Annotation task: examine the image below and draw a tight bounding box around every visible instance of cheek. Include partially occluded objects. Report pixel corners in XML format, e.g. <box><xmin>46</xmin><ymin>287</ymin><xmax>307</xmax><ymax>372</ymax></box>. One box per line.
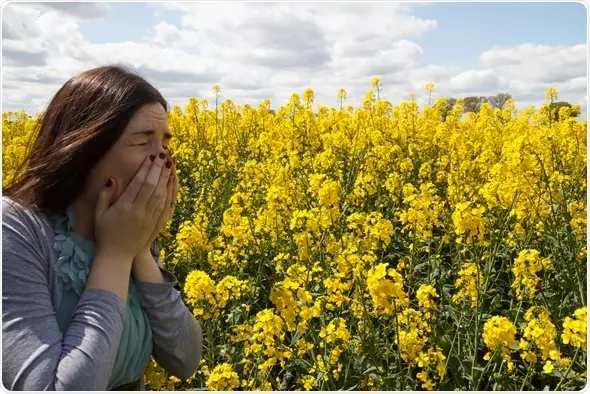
<box><xmin>114</xmin><ymin>156</ymin><xmax>146</xmax><ymax>199</ymax></box>
<box><xmin>96</xmin><ymin>152</ymin><xmax>144</xmax><ymax>201</ymax></box>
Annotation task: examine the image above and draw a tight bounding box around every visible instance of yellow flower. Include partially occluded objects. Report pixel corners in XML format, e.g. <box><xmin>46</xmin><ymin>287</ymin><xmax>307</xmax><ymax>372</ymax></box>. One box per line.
<box><xmin>184</xmin><ymin>270</ymin><xmax>216</xmax><ymax>315</ymax></box>
<box><xmin>543</xmin><ymin>361</ymin><xmax>555</xmax><ymax>374</ymax></box>
<box><xmin>300</xmin><ymin>375</ymin><xmax>315</xmax><ymax>391</ymax></box>
<box><xmin>206</xmin><ymin>363</ymin><xmax>240</xmax><ymax>391</ymax></box>
<box><xmin>452</xmin><ymin>201</ymin><xmax>486</xmax><ymax>244</ymax></box>
<box><xmin>366</xmin><ymin>263</ymin><xmax>409</xmax><ymax>314</ymax></box>
<box><xmin>452</xmin><ymin>263</ymin><xmax>484</xmax><ymax>308</ymax></box>
<box><xmin>521</xmin><ymin>306</ymin><xmax>559</xmax><ymax>361</ymax></box>
<box><xmin>561</xmin><ymin>307</ymin><xmax>587</xmax><ymax>351</ymax></box>
<box><xmin>512</xmin><ymin>250</ymin><xmax>553</xmax><ymax>301</ymax></box>
<box><xmin>545</xmin><ymin>87</ymin><xmax>558</xmax><ymax>101</ymax></box>
<box><xmin>482</xmin><ymin>316</ymin><xmax>517</xmax><ymax>356</ymax></box>
<box><xmin>417</xmin><ymin>284</ymin><xmax>439</xmax><ymax>310</ymax></box>
<box><xmin>395</xmin><ymin>308</ymin><xmax>431</xmax><ymax>362</ymax></box>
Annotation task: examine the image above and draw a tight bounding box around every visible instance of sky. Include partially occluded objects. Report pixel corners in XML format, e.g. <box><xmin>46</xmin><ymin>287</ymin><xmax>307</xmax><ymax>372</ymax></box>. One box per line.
<box><xmin>1</xmin><ymin>1</ymin><xmax>588</xmax><ymax>117</ymax></box>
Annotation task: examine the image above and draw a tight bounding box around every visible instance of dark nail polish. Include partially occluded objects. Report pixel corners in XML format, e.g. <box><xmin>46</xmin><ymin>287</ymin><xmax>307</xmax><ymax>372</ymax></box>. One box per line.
<box><xmin>150</xmin><ymin>154</ymin><xmax>156</xmax><ymax>161</ymax></box>
<box><xmin>106</xmin><ymin>179</ymin><xmax>113</xmax><ymax>187</ymax></box>
<box><xmin>166</xmin><ymin>160</ymin><xmax>172</xmax><ymax>168</ymax></box>
<box><xmin>159</xmin><ymin>152</ymin><xmax>166</xmax><ymax>160</ymax></box>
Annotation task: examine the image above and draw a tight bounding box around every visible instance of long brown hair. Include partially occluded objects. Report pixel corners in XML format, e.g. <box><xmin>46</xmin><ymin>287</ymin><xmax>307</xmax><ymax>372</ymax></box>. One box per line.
<box><xmin>3</xmin><ymin>64</ymin><xmax>168</xmax><ymax>217</ymax></box>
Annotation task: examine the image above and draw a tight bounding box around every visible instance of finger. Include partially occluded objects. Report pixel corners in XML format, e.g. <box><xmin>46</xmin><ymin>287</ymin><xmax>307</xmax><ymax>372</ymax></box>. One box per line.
<box><xmin>145</xmin><ymin>155</ymin><xmax>172</xmax><ymax>215</ymax></box>
<box><xmin>156</xmin><ymin>185</ymin><xmax>168</xmax><ymax>223</ymax></box>
<box><xmin>118</xmin><ymin>155</ymin><xmax>152</xmax><ymax>206</ymax></box>
<box><xmin>165</xmin><ymin>173</ymin><xmax>175</xmax><ymax>219</ymax></box>
<box><xmin>168</xmin><ymin>153</ymin><xmax>177</xmax><ymax>179</ymax></box>
<box><xmin>136</xmin><ymin>152</ymin><xmax>167</xmax><ymax>207</ymax></box>
<box><xmin>153</xmin><ymin>178</ymin><xmax>172</xmax><ymax>234</ymax></box>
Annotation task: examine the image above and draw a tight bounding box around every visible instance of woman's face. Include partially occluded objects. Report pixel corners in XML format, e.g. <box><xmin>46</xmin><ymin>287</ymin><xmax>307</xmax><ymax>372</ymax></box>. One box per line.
<box><xmin>84</xmin><ymin>102</ymin><xmax>172</xmax><ymax>205</ymax></box>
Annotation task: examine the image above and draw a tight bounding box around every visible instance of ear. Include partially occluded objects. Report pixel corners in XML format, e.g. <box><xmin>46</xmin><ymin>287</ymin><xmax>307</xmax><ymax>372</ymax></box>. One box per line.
<box><xmin>107</xmin><ymin>177</ymin><xmax>119</xmax><ymax>207</ymax></box>
<box><xmin>96</xmin><ymin>178</ymin><xmax>118</xmax><ymax>219</ymax></box>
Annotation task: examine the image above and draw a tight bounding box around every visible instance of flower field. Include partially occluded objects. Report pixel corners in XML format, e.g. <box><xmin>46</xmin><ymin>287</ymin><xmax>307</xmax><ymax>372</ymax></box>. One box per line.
<box><xmin>2</xmin><ymin>81</ymin><xmax>587</xmax><ymax>391</ymax></box>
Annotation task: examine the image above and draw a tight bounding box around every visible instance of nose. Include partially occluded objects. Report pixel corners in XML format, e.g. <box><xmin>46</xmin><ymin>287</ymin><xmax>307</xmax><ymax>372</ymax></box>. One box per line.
<box><xmin>153</xmin><ymin>145</ymin><xmax>169</xmax><ymax>159</ymax></box>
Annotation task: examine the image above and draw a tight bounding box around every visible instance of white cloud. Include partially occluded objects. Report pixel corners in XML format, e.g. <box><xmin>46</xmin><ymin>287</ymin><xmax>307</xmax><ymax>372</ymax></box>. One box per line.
<box><xmin>479</xmin><ymin>43</ymin><xmax>586</xmax><ymax>84</ymax></box>
<box><xmin>447</xmin><ymin>69</ymin><xmax>501</xmax><ymax>92</ymax></box>
<box><xmin>430</xmin><ymin>43</ymin><xmax>586</xmax><ymax>111</ymax></box>
<box><xmin>153</xmin><ymin>22</ymin><xmax>181</xmax><ymax>45</ymax></box>
<box><xmin>31</xmin><ymin>2</ymin><xmax>110</xmax><ymax>20</ymax></box>
<box><xmin>1</xmin><ymin>2</ymin><xmax>586</xmax><ymax>118</ymax></box>
<box><xmin>2</xmin><ymin>3</ymin><xmax>45</xmax><ymax>39</ymax></box>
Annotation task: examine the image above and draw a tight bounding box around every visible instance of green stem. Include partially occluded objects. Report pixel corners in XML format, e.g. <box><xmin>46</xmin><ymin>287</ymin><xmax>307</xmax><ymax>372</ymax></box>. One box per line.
<box><xmin>519</xmin><ymin>361</ymin><xmax>533</xmax><ymax>391</ymax></box>
<box><xmin>475</xmin><ymin>347</ymin><xmax>499</xmax><ymax>390</ymax></box>
<box><xmin>392</xmin><ymin>299</ymin><xmax>406</xmax><ymax>389</ymax></box>
<box><xmin>469</xmin><ymin>263</ymin><xmax>483</xmax><ymax>388</ymax></box>
<box><xmin>492</xmin><ymin>359</ymin><xmax>505</xmax><ymax>391</ymax></box>
<box><xmin>482</xmin><ymin>360</ymin><xmax>499</xmax><ymax>391</ymax></box>
<box><xmin>443</xmin><ymin>311</ymin><xmax>464</xmax><ymax>373</ymax></box>
<box><xmin>555</xmin><ymin>347</ymin><xmax>580</xmax><ymax>391</ymax></box>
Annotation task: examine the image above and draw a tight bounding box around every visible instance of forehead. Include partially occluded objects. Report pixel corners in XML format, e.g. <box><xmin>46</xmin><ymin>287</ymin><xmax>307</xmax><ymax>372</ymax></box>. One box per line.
<box><xmin>125</xmin><ymin>102</ymin><xmax>169</xmax><ymax>132</ymax></box>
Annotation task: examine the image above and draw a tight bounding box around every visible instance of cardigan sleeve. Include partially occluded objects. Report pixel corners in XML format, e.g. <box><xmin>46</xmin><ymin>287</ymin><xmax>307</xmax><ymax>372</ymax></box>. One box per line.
<box><xmin>1</xmin><ymin>197</ymin><xmax>126</xmax><ymax>391</ymax></box>
<box><xmin>133</xmin><ymin>242</ymin><xmax>203</xmax><ymax>380</ymax></box>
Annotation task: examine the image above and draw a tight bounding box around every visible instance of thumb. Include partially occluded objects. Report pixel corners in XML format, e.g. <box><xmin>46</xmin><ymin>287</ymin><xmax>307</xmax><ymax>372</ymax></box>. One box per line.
<box><xmin>95</xmin><ymin>178</ymin><xmax>115</xmax><ymax>219</ymax></box>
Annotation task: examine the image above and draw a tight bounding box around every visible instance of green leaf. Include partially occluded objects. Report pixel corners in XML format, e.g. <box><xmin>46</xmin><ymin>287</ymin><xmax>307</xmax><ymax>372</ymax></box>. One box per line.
<box><xmin>490</xmin><ymin>294</ymin><xmax>501</xmax><ymax>310</ymax></box>
<box><xmin>363</xmin><ymin>366</ymin><xmax>377</xmax><ymax>374</ymax></box>
<box><xmin>413</xmin><ymin>262</ymin><xmax>427</xmax><ymax>274</ymax></box>
<box><xmin>444</xmin><ymin>303</ymin><xmax>459</xmax><ymax>323</ymax></box>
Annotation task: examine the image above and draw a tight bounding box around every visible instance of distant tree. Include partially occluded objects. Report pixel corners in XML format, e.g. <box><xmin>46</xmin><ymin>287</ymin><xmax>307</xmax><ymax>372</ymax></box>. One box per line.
<box><xmin>550</xmin><ymin>101</ymin><xmax>581</xmax><ymax>122</ymax></box>
<box><xmin>463</xmin><ymin>96</ymin><xmax>487</xmax><ymax>114</ymax></box>
<box><xmin>446</xmin><ymin>97</ymin><xmax>458</xmax><ymax>110</ymax></box>
<box><xmin>487</xmin><ymin>93</ymin><xmax>512</xmax><ymax>109</ymax></box>
<box><xmin>437</xmin><ymin>97</ymin><xmax>457</xmax><ymax>122</ymax></box>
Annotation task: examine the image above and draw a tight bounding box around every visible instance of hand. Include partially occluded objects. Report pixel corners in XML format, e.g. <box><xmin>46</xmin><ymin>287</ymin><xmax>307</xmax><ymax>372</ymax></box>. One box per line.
<box><xmin>94</xmin><ymin>153</ymin><xmax>173</xmax><ymax>260</ymax></box>
<box><xmin>142</xmin><ymin>154</ymin><xmax>179</xmax><ymax>252</ymax></box>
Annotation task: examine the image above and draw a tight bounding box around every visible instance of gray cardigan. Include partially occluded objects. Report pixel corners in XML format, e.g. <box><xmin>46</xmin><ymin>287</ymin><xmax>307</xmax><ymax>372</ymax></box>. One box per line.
<box><xmin>2</xmin><ymin>196</ymin><xmax>203</xmax><ymax>391</ymax></box>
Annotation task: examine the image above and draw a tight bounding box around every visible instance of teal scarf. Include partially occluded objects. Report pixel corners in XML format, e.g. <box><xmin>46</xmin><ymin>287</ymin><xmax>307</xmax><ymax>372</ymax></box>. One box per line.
<box><xmin>50</xmin><ymin>206</ymin><xmax>153</xmax><ymax>389</ymax></box>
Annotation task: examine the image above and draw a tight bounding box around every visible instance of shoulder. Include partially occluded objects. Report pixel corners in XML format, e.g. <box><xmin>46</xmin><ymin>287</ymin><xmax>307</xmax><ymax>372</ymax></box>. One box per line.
<box><xmin>2</xmin><ymin>196</ymin><xmax>54</xmax><ymax>262</ymax></box>
<box><xmin>3</xmin><ymin>196</ymin><xmax>52</xmax><ymax>228</ymax></box>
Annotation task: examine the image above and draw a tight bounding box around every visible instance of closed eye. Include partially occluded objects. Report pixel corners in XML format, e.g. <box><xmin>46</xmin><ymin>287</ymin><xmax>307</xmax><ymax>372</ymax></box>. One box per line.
<box><xmin>133</xmin><ymin>129</ymin><xmax>173</xmax><ymax>140</ymax></box>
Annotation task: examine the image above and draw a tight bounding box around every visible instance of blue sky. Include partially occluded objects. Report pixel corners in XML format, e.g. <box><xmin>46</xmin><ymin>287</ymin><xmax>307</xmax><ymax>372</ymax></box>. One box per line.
<box><xmin>78</xmin><ymin>2</ymin><xmax>588</xmax><ymax>68</ymax></box>
<box><xmin>79</xmin><ymin>3</ymin><xmax>182</xmax><ymax>43</ymax></box>
<box><xmin>415</xmin><ymin>2</ymin><xmax>587</xmax><ymax>68</ymax></box>
<box><xmin>2</xmin><ymin>1</ymin><xmax>587</xmax><ymax>115</ymax></box>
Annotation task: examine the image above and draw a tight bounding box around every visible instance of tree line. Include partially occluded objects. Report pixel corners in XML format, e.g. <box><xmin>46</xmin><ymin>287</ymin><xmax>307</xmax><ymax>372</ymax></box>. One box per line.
<box><xmin>445</xmin><ymin>93</ymin><xmax>581</xmax><ymax>121</ymax></box>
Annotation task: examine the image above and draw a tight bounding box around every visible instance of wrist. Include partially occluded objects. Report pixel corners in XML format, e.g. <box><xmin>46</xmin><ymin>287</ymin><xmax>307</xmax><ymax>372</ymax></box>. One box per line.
<box><xmin>95</xmin><ymin>247</ymin><xmax>135</xmax><ymax>264</ymax></box>
<box><xmin>132</xmin><ymin>245</ymin><xmax>165</xmax><ymax>283</ymax></box>
<box><xmin>135</xmin><ymin>245</ymin><xmax>154</xmax><ymax>261</ymax></box>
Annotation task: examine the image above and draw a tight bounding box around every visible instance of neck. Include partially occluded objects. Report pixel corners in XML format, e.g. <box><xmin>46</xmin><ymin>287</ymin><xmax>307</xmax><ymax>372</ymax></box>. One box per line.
<box><xmin>71</xmin><ymin>197</ymin><xmax>96</xmax><ymax>242</ymax></box>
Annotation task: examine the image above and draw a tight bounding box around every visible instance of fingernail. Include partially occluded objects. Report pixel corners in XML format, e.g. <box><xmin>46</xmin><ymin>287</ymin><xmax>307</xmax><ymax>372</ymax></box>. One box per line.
<box><xmin>159</xmin><ymin>152</ymin><xmax>166</xmax><ymax>160</ymax></box>
<box><xmin>150</xmin><ymin>154</ymin><xmax>156</xmax><ymax>161</ymax></box>
<box><xmin>166</xmin><ymin>160</ymin><xmax>172</xmax><ymax>168</ymax></box>
<box><xmin>106</xmin><ymin>179</ymin><xmax>113</xmax><ymax>187</ymax></box>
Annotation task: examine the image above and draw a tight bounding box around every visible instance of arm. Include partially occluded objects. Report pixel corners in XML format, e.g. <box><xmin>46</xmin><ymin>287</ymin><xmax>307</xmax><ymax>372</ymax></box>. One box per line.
<box><xmin>132</xmin><ymin>243</ymin><xmax>202</xmax><ymax>380</ymax></box>
<box><xmin>2</xmin><ymin>199</ymin><xmax>127</xmax><ymax>391</ymax></box>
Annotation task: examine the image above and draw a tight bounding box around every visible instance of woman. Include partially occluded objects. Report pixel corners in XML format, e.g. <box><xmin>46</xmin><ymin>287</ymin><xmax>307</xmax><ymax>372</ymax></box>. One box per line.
<box><xmin>2</xmin><ymin>65</ymin><xmax>202</xmax><ymax>390</ymax></box>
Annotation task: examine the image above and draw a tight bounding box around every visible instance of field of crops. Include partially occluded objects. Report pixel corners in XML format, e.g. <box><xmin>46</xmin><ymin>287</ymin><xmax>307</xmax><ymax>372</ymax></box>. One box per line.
<box><xmin>2</xmin><ymin>82</ymin><xmax>587</xmax><ymax>391</ymax></box>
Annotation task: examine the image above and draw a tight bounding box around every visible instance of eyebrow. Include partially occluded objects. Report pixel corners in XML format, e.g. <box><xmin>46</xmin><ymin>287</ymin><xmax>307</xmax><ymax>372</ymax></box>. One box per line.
<box><xmin>132</xmin><ymin>129</ymin><xmax>173</xmax><ymax>139</ymax></box>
